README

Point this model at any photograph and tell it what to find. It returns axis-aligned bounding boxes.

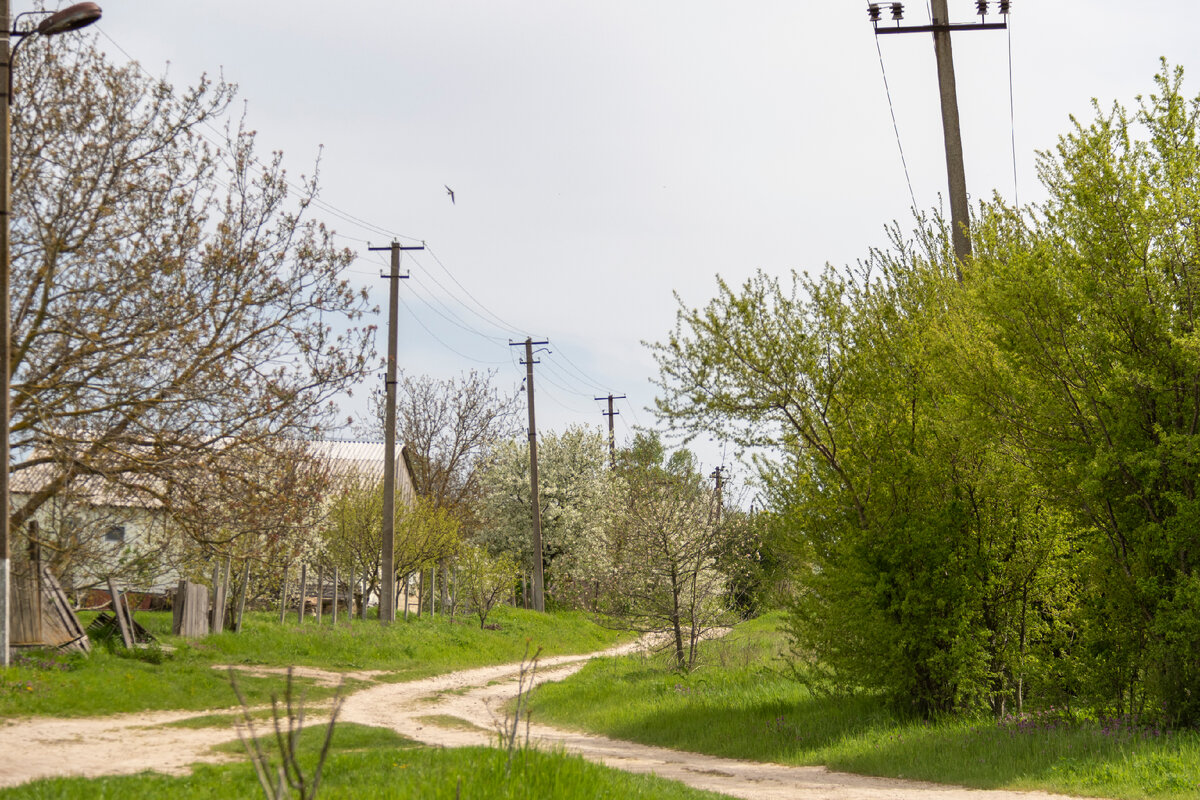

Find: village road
[0,643,1101,799]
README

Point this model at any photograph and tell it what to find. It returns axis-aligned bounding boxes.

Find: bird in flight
[445,185,455,204]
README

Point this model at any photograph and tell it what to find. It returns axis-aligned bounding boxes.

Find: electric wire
[96,25,424,246]
[874,33,920,213]
[547,338,609,393]
[1006,15,1020,206]
[94,24,626,415]
[423,245,524,338]
[396,292,510,366]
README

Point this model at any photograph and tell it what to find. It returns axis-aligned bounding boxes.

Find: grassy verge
[528,613,1200,800]
[0,723,731,799]
[0,606,630,718]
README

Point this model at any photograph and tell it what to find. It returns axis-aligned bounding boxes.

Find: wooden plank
[106,577,135,649]
[41,567,90,653]
[172,580,187,635]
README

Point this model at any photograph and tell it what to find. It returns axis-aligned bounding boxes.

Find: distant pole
[368,240,422,624]
[595,394,626,469]
[511,337,549,612]
[297,563,307,624]
[278,564,289,624]
[711,466,725,526]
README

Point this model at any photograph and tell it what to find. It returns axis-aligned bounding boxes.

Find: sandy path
[0,643,1099,799]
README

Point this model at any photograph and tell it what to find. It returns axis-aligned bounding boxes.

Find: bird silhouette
[445,185,455,204]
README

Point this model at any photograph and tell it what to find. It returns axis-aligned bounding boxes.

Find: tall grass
[0,724,731,799]
[528,613,1200,800]
[0,606,630,718]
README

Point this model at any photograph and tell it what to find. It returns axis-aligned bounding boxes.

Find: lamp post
[0,1,101,667]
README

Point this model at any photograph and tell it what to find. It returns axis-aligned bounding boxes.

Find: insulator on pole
[975,0,989,17]
[999,0,1011,15]
[890,3,904,21]
[867,3,882,23]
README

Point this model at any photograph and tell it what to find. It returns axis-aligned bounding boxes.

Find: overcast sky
[96,1,1200,485]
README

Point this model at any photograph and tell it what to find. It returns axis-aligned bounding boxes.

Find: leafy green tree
[650,239,1074,713]
[457,542,518,629]
[969,62,1200,725]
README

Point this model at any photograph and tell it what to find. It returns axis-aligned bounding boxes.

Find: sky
[87,1,1200,489]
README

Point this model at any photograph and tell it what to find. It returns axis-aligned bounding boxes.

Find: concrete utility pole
[511,337,549,612]
[368,240,422,624]
[871,1,1009,269]
[0,0,104,667]
[594,394,625,468]
[1,0,12,669]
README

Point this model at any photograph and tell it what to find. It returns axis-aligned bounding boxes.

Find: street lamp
[0,2,102,666]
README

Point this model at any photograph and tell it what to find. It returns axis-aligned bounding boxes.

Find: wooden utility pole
[511,337,549,612]
[368,240,422,624]
[871,1,1009,269]
[595,394,626,468]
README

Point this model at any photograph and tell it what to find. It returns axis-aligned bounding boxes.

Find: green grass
[0,723,732,799]
[528,612,1200,800]
[0,606,630,718]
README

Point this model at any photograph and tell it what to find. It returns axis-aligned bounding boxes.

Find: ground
[0,641,1102,799]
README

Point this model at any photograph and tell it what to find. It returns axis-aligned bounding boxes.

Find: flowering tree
[476,426,614,604]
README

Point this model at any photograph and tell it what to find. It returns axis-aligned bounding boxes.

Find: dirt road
[0,645,1097,799]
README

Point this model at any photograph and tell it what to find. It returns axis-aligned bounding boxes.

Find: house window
[105,525,126,544]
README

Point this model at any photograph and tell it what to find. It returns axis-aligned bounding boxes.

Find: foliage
[650,245,1075,711]
[361,369,521,524]
[322,479,460,608]
[457,542,518,629]
[648,62,1200,726]
[476,425,615,600]
[8,32,373,538]
[530,615,1200,800]
[574,434,732,672]
[966,62,1200,725]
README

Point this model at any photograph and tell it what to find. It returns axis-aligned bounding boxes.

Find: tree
[968,63,1200,725]
[171,439,334,613]
[579,434,731,671]
[457,542,517,629]
[9,33,373,541]
[322,482,459,613]
[363,370,521,522]
[476,425,614,603]
[649,238,1075,713]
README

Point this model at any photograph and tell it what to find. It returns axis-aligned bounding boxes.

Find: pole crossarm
[874,22,1006,35]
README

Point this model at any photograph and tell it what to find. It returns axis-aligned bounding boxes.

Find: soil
[0,642,1100,799]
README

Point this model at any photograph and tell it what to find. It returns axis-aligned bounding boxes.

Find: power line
[873,31,919,213]
[1007,15,1019,206]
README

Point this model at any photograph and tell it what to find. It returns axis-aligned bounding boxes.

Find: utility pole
[511,337,549,612]
[1,0,12,669]
[871,1,1010,269]
[710,466,725,526]
[368,240,422,624]
[594,393,625,468]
